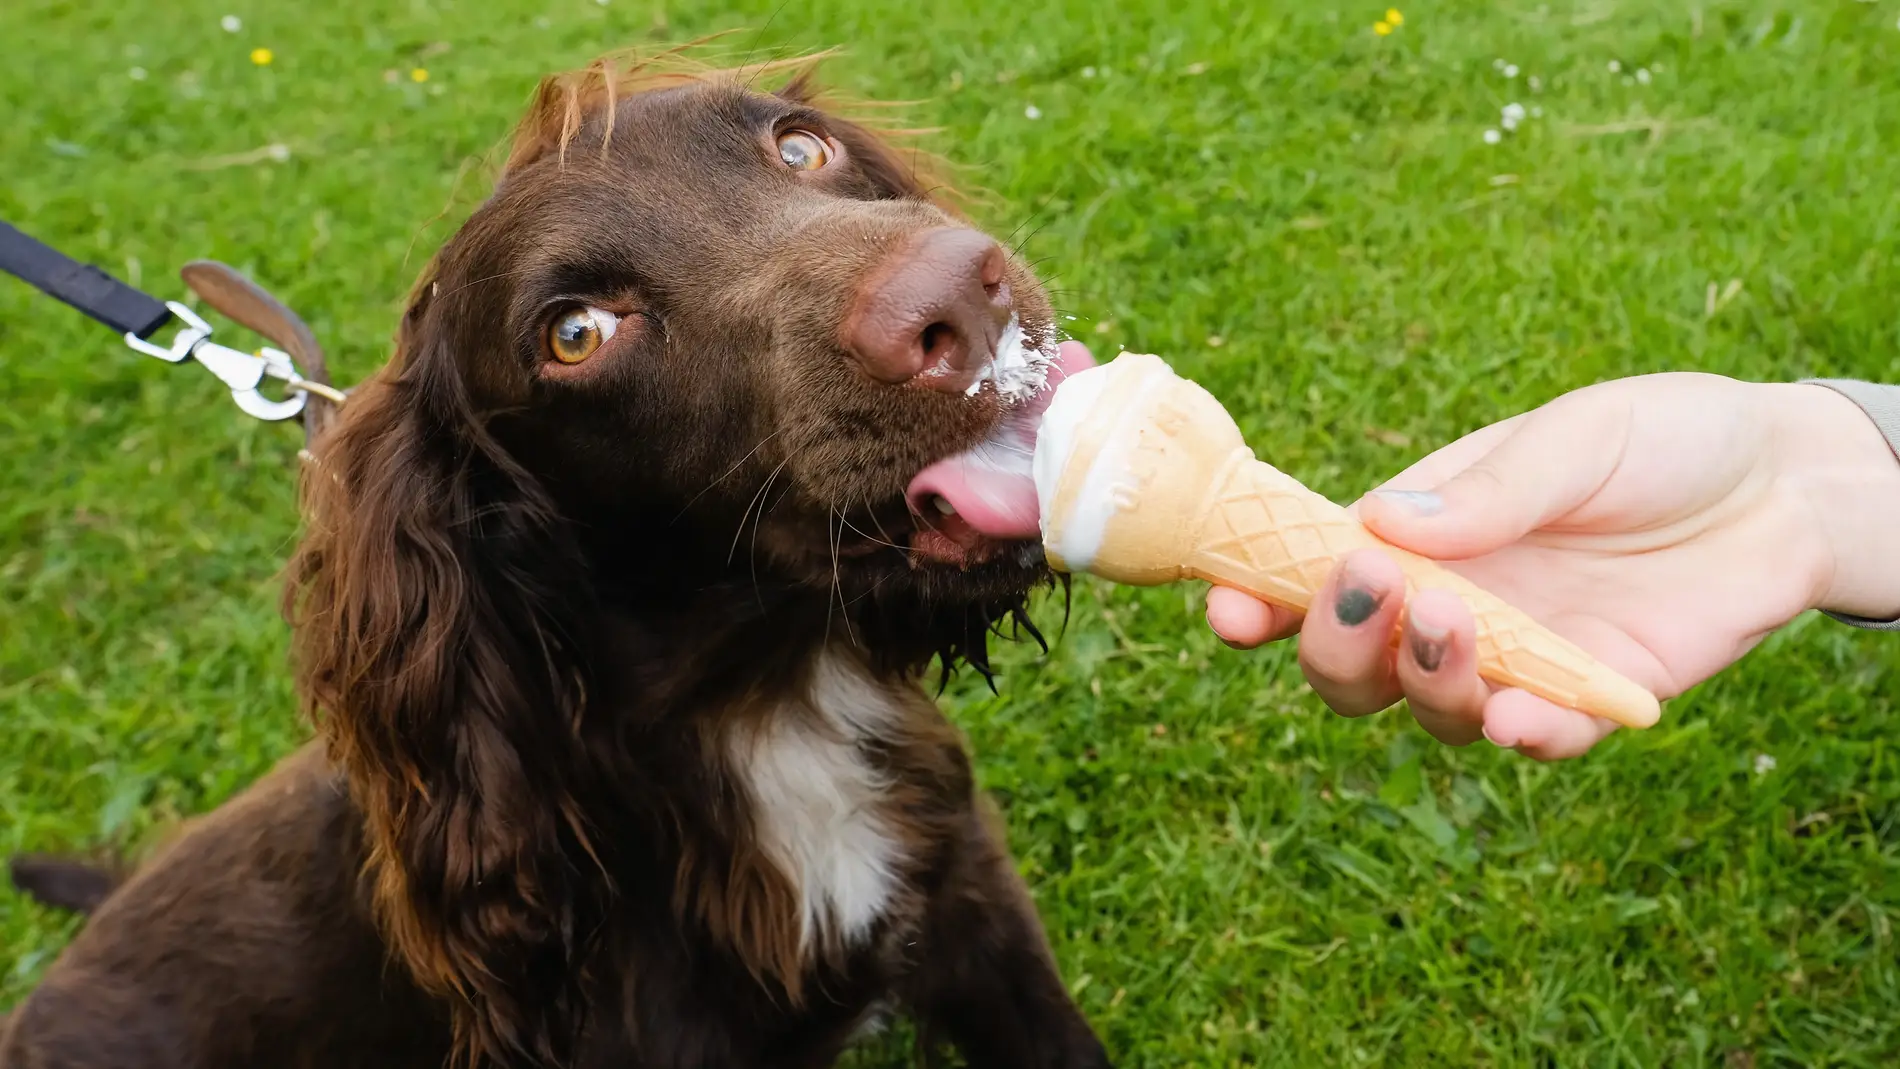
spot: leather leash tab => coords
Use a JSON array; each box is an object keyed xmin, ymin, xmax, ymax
[
  {"xmin": 180, "ymin": 261, "xmax": 343, "ymax": 447},
  {"xmin": 0, "ymin": 220, "xmax": 174, "ymax": 338}
]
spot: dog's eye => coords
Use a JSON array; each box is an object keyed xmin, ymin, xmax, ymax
[
  {"xmin": 547, "ymin": 306, "xmax": 618, "ymax": 364},
  {"xmin": 776, "ymin": 129, "xmax": 831, "ymax": 171}
]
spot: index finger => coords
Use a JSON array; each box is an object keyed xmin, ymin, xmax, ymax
[{"xmin": 1355, "ymin": 412, "xmax": 1531, "ymax": 501}]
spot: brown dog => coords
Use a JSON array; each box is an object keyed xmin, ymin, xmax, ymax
[{"xmin": 1, "ymin": 49, "xmax": 1107, "ymax": 1069}]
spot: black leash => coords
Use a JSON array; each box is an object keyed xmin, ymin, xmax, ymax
[
  {"xmin": 0, "ymin": 219, "xmax": 346, "ymax": 452},
  {"xmin": 0, "ymin": 221, "xmax": 174, "ymax": 339}
]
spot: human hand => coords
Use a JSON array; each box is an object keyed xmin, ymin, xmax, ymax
[{"xmin": 1206, "ymin": 372, "xmax": 1900, "ymax": 760}]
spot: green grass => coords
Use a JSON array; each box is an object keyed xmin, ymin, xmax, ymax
[{"xmin": 5, "ymin": 0, "xmax": 1900, "ymax": 1064}]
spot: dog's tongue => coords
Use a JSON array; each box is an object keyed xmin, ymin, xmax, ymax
[{"xmin": 906, "ymin": 340, "xmax": 1095, "ymax": 543}]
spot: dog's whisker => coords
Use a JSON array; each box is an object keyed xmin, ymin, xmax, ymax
[
  {"xmin": 845, "ymin": 567, "xmax": 895, "ymax": 609},
  {"xmin": 822, "ymin": 510, "xmax": 835, "ymax": 646},
  {"xmin": 1010, "ymin": 218, "xmax": 1055, "ymax": 260},
  {"xmin": 837, "ymin": 512, "xmax": 906, "ymax": 553},
  {"xmin": 822, "ymin": 509, "xmax": 855, "ymax": 649},
  {"xmin": 824, "ymin": 512, "xmax": 839, "ymax": 645},
  {"xmin": 1002, "ymin": 205, "xmax": 1047, "ymax": 249},
  {"xmin": 676, "ymin": 427, "xmax": 785, "ymax": 523},
  {"xmin": 728, "ymin": 476, "xmax": 768, "ymax": 567},
  {"xmin": 835, "ymin": 510, "xmax": 854, "ymax": 645},
  {"xmin": 434, "ymin": 264, "xmax": 542, "ymax": 302},
  {"xmin": 865, "ymin": 505, "xmax": 907, "ymax": 555},
  {"xmin": 729, "ymin": 455, "xmax": 790, "ymax": 568},
  {"xmin": 747, "ymin": 456, "xmax": 792, "ymax": 604},
  {"xmin": 739, "ymin": 1, "xmax": 796, "ymax": 88},
  {"xmin": 835, "ymin": 544, "xmax": 857, "ymax": 647}
]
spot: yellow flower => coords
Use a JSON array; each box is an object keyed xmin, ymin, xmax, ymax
[
  {"xmin": 410, "ymin": 67, "xmax": 429, "ymax": 83},
  {"xmin": 1387, "ymin": 8, "xmax": 1404, "ymax": 26},
  {"xmin": 1374, "ymin": 20, "xmax": 1393, "ymax": 35},
  {"xmin": 250, "ymin": 47, "xmax": 273, "ymax": 66}
]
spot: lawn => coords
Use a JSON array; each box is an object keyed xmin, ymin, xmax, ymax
[{"xmin": 4, "ymin": 0, "xmax": 1899, "ymax": 1064}]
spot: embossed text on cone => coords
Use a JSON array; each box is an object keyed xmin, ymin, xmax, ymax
[{"xmin": 1035, "ymin": 353, "xmax": 1662, "ymax": 730}]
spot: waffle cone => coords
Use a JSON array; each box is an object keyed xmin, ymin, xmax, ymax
[{"xmin": 1039, "ymin": 353, "xmax": 1661, "ymax": 730}]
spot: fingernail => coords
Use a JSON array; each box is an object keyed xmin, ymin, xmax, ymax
[
  {"xmin": 1371, "ymin": 490, "xmax": 1444, "ymax": 517},
  {"xmin": 1332, "ymin": 581, "xmax": 1385, "ymax": 627},
  {"xmin": 1482, "ymin": 723, "xmax": 1518, "ymax": 749},
  {"xmin": 1408, "ymin": 609, "xmax": 1448, "ymax": 672}
]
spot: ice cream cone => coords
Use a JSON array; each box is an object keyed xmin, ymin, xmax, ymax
[{"xmin": 1032, "ymin": 352, "xmax": 1662, "ymax": 730}]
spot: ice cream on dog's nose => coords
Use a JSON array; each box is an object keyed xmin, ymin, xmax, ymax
[{"xmin": 1031, "ymin": 351, "xmax": 1663, "ymax": 731}]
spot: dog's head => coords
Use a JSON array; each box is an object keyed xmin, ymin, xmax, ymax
[
  {"xmin": 410, "ymin": 53, "xmax": 1084, "ymax": 609},
  {"xmin": 287, "ymin": 49, "xmax": 1082, "ymax": 1067}
]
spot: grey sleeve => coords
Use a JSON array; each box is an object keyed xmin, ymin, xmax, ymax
[{"xmin": 1802, "ymin": 379, "xmax": 1900, "ymax": 631}]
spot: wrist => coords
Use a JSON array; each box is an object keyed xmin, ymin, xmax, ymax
[{"xmin": 1768, "ymin": 383, "xmax": 1900, "ymax": 620}]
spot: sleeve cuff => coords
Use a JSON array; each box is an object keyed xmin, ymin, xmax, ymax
[
  {"xmin": 1802, "ymin": 379, "xmax": 1900, "ymax": 631},
  {"xmin": 1822, "ymin": 609, "xmax": 1900, "ymax": 631}
]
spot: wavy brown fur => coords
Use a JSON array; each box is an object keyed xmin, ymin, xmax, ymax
[{"xmin": 286, "ymin": 321, "xmax": 608, "ymax": 1065}]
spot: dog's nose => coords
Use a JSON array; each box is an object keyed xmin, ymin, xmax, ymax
[{"xmin": 844, "ymin": 228, "xmax": 1011, "ymax": 392}]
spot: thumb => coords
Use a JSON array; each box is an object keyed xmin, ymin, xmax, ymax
[{"xmin": 1355, "ymin": 394, "xmax": 1631, "ymax": 560}]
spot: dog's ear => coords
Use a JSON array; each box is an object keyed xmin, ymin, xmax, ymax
[{"xmin": 285, "ymin": 275, "xmax": 607, "ymax": 1069}]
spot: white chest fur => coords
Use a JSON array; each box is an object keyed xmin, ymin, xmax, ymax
[{"xmin": 728, "ymin": 650, "xmax": 907, "ymax": 954}]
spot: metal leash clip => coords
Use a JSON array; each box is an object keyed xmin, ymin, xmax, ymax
[
  {"xmin": 121, "ymin": 300, "xmax": 346, "ymax": 422},
  {"xmin": 3, "ymin": 224, "xmax": 347, "ymax": 444}
]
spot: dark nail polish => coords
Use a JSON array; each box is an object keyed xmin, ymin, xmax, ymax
[
  {"xmin": 1334, "ymin": 585, "xmax": 1383, "ymax": 627},
  {"xmin": 1409, "ymin": 631, "xmax": 1446, "ymax": 672}
]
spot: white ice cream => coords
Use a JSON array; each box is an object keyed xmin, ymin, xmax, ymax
[
  {"xmin": 966, "ymin": 316, "xmax": 1059, "ymax": 402},
  {"xmin": 1031, "ymin": 355, "xmax": 1172, "ymax": 572}
]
